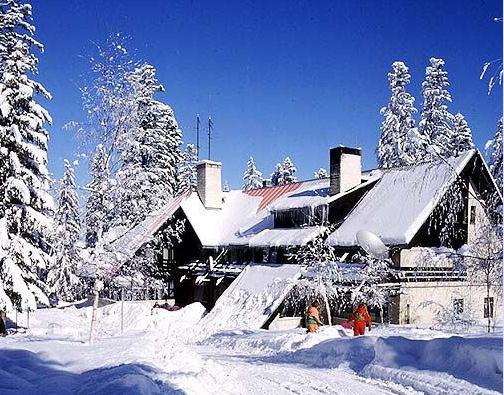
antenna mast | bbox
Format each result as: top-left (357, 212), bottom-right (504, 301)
top-left (208, 116), bottom-right (213, 160)
top-left (196, 113), bottom-right (201, 160)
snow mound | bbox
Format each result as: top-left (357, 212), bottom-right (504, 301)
top-left (0, 349), bottom-right (177, 395)
top-left (15, 301), bottom-right (206, 340)
top-left (201, 326), bottom-right (348, 355)
top-left (284, 335), bottom-right (503, 394)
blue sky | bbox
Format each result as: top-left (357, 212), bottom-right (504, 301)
top-left (31, 0), bottom-right (502, 188)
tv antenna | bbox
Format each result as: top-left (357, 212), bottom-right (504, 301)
top-left (196, 113), bottom-right (201, 160)
top-left (207, 116), bottom-right (213, 160)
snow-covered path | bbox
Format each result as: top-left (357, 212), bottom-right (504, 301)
top-left (195, 345), bottom-right (409, 395)
top-left (0, 302), bottom-right (501, 394)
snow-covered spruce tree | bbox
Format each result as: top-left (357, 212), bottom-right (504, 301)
top-left (242, 156), bottom-right (263, 190)
top-left (0, 1), bottom-right (53, 311)
top-left (178, 143), bottom-right (198, 193)
top-left (286, 229), bottom-right (340, 325)
top-left (47, 160), bottom-right (81, 301)
top-left (487, 117), bottom-right (503, 191)
top-left (418, 58), bottom-right (455, 160)
top-left (451, 113), bottom-right (474, 157)
top-left (270, 163), bottom-right (283, 186)
top-left (281, 157), bottom-right (297, 184)
top-left (85, 144), bottom-right (110, 248)
top-left (377, 61), bottom-right (418, 168)
top-left (114, 64), bottom-right (183, 227)
top-left (313, 168), bottom-right (328, 179)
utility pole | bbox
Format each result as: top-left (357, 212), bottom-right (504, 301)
top-left (208, 116), bottom-right (213, 160)
top-left (196, 113), bottom-right (201, 160)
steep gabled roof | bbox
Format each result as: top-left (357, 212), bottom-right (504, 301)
top-left (108, 191), bottom-right (191, 258)
top-left (326, 150), bottom-right (476, 247)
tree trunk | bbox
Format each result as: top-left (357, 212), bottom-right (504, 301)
top-left (486, 280), bottom-right (491, 334)
top-left (322, 287), bottom-right (332, 326)
top-left (88, 286), bottom-right (100, 344)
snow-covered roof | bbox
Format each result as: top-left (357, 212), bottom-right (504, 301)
top-left (268, 179), bottom-right (329, 211)
top-left (109, 191), bottom-right (191, 258)
top-left (109, 149), bottom-right (480, 257)
top-left (197, 263), bottom-right (303, 334)
top-left (248, 226), bottom-right (326, 247)
top-left (327, 150), bottom-right (476, 247)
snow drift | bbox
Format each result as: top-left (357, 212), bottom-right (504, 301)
top-left (283, 335), bottom-right (503, 394)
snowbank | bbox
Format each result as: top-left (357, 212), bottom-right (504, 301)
top-left (11, 301), bottom-right (206, 340)
top-left (284, 335), bottom-right (503, 394)
top-left (201, 326), bottom-right (348, 355)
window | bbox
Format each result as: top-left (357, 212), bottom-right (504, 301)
top-left (453, 298), bottom-right (464, 314)
top-left (484, 297), bottom-right (494, 318)
top-left (162, 248), bottom-right (175, 263)
top-left (469, 205), bottom-right (476, 225)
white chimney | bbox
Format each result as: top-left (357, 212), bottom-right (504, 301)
top-left (330, 147), bottom-right (362, 196)
top-left (196, 160), bottom-right (222, 209)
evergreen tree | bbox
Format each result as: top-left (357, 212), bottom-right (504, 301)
top-left (0, 1), bottom-right (53, 311)
top-left (377, 61), bottom-right (418, 168)
top-left (488, 117), bottom-right (503, 191)
top-left (178, 143), bottom-right (198, 193)
top-left (242, 157), bottom-right (263, 190)
top-left (270, 163), bottom-right (283, 186)
top-left (270, 157), bottom-right (298, 186)
top-left (47, 160), bottom-right (81, 301)
top-left (313, 168), bottom-right (328, 179)
top-left (281, 156), bottom-right (297, 184)
top-left (114, 64), bottom-right (183, 227)
top-left (451, 113), bottom-right (474, 156)
top-left (85, 144), bottom-right (110, 247)
top-left (419, 58), bottom-right (455, 159)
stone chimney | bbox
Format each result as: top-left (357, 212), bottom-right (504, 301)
top-left (330, 147), bottom-right (362, 196)
top-left (196, 160), bottom-right (222, 209)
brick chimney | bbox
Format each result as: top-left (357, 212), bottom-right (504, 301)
top-left (196, 160), bottom-right (222, 209)
top-left (330, 147), bottom-right (362, 196)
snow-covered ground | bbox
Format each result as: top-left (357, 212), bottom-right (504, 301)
top-left (0, 302), bottom-right (502, 394)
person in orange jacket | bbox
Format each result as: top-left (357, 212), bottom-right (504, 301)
top-left (305, 301), bottom-right (323, 333)
top-left (346, 303), bottom-right (371, 336)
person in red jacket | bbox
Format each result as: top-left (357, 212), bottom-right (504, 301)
top-left (346, 304), bottom-right (371, 336)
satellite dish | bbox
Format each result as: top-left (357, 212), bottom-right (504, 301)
top-left (356, 230), bottom-right (389, 260)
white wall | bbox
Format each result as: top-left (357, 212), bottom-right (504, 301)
top-left (395, 282), bottom-right (501, 328)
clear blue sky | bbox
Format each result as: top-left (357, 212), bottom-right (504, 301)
top-left (31, 0), bottom-right (502, 189)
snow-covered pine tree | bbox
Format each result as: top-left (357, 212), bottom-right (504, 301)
top-left (451, 113), bottom-right (474, 157)
top-left (47, 160), bottom-right (81, 301)
top-left (281, 157), bottom-right (297, 184)
top-left (85, 144), bottom-right (110, 247)
top-left (242, 156), bottom-right (263, 190)
top-left (178, 143), bottom-right (198, 193)
top-left (0, 1), bottom-right (53, 311)
top-left (114, 64), bottom-right (183, 227)
top-left (270, 163), bottom-right (283, 186)
top-left (419, 58), bottom-right (455, 160)
top-left (313, 168), bottom-right (328, 179)
top-left (488, 118), bottom-right (503, 191)
top-left (377, 61), bottom-right (418, 168)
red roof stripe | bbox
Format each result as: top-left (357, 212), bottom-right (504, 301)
top-left (244, 183), bottom-right (302, 212)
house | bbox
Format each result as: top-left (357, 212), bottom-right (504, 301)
top-left (106, 147), bottom-right (501, 328)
